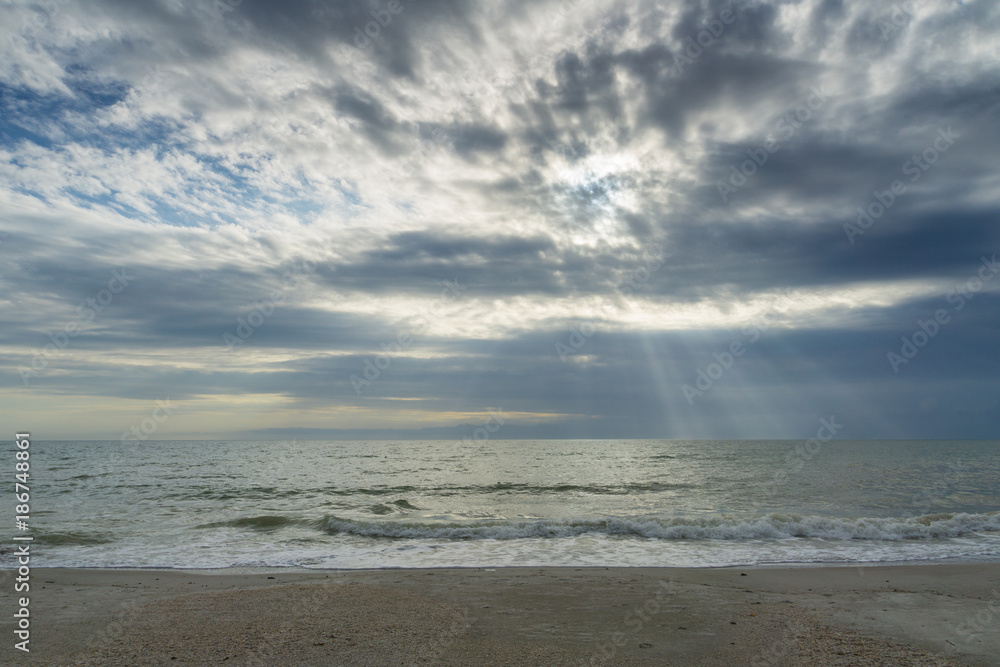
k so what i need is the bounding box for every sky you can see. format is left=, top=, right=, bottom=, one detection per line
left=1, top=0, right=998, bottom=441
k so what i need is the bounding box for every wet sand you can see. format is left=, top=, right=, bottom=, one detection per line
left=1, top=563, right=997, bottom=665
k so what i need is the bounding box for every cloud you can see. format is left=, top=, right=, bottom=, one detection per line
left=1, top=0, right=998, bottom=438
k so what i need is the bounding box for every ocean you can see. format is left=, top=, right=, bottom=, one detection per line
left=9, top=439, right=1000, bottom=570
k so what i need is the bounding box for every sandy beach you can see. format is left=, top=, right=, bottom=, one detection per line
left=0, top=563, right=996, bottom=665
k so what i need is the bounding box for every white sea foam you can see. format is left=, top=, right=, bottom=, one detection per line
left=321, top=511, right=1000, bottom=541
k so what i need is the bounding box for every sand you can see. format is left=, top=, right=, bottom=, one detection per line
left=1, top=563, right=997, bottom=665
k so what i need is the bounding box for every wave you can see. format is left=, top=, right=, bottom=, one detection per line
left=329, top=485, right=421, bottom=496
left=31, top=531, right=116, bottom=546
left=486, top=482, right=690, bottom=494
left=330, top=482, right=691, bottom=496
left=173, top=481, right=693, bottom=502
left=321, top=511, right=1000, bottom=541
left=391, top=499, right=421, bottom=510
left=196, top=515, right=309, bottom=531
left=367, top=498, right=422, bottom=515
left=182, top=486, right=308, bottom=501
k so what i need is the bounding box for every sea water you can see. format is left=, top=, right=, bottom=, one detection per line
left=7, top=439, right=1000, bottom=569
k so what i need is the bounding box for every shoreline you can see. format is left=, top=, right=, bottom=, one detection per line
left=18, top=554, right=1000, bottom=572
left=2, top=563, right=997, bottom=665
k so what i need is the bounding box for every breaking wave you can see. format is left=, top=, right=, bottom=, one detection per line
left=320, top=511, right=1000, bottom=541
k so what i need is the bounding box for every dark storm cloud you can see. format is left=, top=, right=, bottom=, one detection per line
left=214, top=0, right=480, bottom=79
left=808, top=0, right=847, bottom=44
left=292, top=205, right=998, bottom=303
left=450, top=123, right=508, bottom=158
left=651, top=212, right=1000, bottom=297
left=331, top=85, right=405, bottom=153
